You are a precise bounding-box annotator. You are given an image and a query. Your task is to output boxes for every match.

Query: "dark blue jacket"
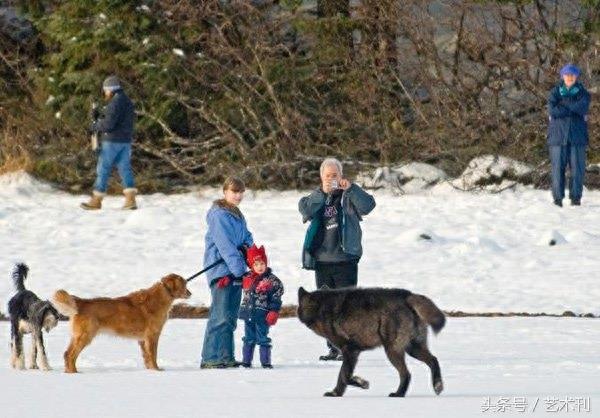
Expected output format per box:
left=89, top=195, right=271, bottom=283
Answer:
left=547, top=82, right=590, bottom=147
left=238, top=269, right=284, bottom=321
left=204, top=200, right=254, bottom=285
left=299, top=183, right=375, bottom=270
left=94, top=89, right=135, bottom=143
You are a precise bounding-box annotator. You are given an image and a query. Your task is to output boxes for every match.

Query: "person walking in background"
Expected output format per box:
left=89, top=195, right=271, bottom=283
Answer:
left=238, top=244, right=284, bottom=369
left=298, top=157, right=375, bottom=361
left=547, top=64, right=591, bottom=207
left=81, top=76, right=137, bottom=210
left=200, top=177, right=254, bottom=369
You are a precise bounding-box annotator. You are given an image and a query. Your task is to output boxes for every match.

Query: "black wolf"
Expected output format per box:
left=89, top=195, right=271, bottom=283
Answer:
left=8, top=263, right=59, bottom=370
left=297, top=286, right=445, bottom=397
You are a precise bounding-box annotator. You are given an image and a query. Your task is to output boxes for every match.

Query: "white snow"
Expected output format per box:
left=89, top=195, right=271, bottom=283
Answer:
left=1, top=318, right=598, bottom=418
left=172, top=48, right=185, bottom=57
left=1, top=170, right=600, bottom=315
left=356, top=162, right=447, bottom=193
left=452, top=155, right=533, bottom=190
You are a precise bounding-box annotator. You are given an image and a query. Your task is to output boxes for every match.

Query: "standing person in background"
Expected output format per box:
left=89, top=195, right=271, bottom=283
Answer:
left=81, top=76, right=137, bottom=210
left=200, top=177, right=254, bottom=369
left=547, top=64, right=591, bottom=207
left=298, top=157, right=376, bottom=361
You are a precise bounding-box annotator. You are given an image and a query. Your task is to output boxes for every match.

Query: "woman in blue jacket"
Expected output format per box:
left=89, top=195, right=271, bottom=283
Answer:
left=200, top=177, right=254, bottom=368
left=547, top=64, right=591, bottom=207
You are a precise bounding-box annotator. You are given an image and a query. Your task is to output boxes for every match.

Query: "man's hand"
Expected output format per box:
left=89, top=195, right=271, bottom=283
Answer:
left=339, top=179, right=351, bottom=190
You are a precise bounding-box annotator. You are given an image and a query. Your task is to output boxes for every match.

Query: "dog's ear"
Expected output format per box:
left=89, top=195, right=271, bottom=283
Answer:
left=161, top=274, right=177, bottom=292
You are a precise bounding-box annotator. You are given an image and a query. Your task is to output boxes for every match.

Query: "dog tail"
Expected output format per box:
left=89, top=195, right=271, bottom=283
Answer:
left=11, top=263, right=29, bottom=292
left=52, top=290, right=79, bottom=317
left=406, top=294, right=446, bottom=335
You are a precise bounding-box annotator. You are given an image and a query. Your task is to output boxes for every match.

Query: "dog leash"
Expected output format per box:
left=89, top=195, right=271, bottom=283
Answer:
left=186, top=246, right=248, bottom=283
left=186, top=258, right=225, bottom=283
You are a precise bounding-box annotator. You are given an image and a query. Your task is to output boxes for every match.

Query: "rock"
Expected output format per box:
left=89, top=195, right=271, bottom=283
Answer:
left=0, top=7, right=35, bottom=43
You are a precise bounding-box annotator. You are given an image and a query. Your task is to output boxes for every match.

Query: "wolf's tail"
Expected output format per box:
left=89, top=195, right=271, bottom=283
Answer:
left=52, top=290, right=79, bottom=317
left=11, top=263, right=29, bottom=292
left=406, top=294, right=446, bottom=334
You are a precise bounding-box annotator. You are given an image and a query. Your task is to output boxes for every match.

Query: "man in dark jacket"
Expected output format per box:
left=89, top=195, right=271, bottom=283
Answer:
left=547, top=64, right=591, bottom=207
left=81, top=76, right=137, bottom=210
left=298, top=157, right=376, bottom=360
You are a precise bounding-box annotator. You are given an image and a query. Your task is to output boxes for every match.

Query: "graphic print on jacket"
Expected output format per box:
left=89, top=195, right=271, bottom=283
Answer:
left=315, top=190, right=357, bottom=263
left=239, top=268, right=284, bottom=320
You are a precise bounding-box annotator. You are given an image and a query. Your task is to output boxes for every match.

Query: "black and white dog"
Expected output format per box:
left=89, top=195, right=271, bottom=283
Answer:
left=8, top=263, right=59, bottom=370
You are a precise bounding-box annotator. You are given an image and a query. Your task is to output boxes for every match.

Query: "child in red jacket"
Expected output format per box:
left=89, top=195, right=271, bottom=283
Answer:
left=238, top=244, right=284, bottom=368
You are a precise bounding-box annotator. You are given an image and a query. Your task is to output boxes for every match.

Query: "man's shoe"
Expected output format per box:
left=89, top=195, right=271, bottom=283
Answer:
left=81, top=191, right=104, bottom=210
left=553, top=199, right=563, bottom=207
left=571, top=199, right=581, bottom=206
left=122, top=188, right=138, bottom=210
left=319, top=349, right=343, bottom=361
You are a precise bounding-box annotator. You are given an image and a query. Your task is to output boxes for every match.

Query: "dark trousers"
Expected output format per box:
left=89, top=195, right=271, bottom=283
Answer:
left=315, top=261, right=358, bottom=353
left=315, top=261, right=358, bottom=290
left=549, top=144, right=587, bottom=203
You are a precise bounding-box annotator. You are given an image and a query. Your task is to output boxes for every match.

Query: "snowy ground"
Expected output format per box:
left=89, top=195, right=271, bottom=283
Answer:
left=1, top=318, right=598, bottom=418
left=1, top=171, right=600, bottom=315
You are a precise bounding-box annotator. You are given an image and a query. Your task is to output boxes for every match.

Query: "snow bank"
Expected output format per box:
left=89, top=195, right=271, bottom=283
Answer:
left=356, top=162, right=447, bottom=194
left=452, top=155, right=533, bottom=191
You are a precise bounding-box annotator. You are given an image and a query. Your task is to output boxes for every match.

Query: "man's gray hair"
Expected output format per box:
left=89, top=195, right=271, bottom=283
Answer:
left=320, top=157, right=343, bottom=176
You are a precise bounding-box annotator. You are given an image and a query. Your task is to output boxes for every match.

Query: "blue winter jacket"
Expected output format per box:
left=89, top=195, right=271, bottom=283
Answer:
left=299, top=183, right=376, bottom=270
left=203, top=200, right=254, bottom=285
left=547, top=82, right=591, bottom=147
left=94, top=89, right=135, bottom=143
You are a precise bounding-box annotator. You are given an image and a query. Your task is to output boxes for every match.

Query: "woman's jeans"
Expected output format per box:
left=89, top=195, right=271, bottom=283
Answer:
left=94, top=141, right=135, bottom=193
left=549, top=144, right=586, bottom=202
left=201, top=282, right=242, bottom=365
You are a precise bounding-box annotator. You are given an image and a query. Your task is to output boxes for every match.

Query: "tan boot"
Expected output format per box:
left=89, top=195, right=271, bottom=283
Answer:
left=80, top=191, right=104, bottom=210
left=122, top=188, right=138, bottom=210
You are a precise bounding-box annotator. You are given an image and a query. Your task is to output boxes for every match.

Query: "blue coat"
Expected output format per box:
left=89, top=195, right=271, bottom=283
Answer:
left=547, top=82, right=590, bottom=147
left=203, top=200, right=254, bottom=285
left=94, top=89, right=135, bottom=143
left=299, top=183, right=376, bottom=270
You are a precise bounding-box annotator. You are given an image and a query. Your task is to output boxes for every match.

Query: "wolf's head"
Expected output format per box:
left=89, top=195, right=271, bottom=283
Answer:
left=297, top=287, right=320, bottom=327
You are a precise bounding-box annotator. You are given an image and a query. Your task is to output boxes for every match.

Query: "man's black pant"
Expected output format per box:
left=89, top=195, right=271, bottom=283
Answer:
left=315, top=261, right=358, bottom=354
left=315, top=261, right=358, bottom=290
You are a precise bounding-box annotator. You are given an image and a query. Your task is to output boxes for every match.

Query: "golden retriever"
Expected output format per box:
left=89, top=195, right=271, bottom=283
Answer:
left=52, top=274, right=191, bottom=373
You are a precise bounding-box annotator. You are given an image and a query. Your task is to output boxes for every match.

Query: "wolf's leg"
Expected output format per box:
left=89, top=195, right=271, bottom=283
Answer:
left=384, top=346, right=411, bottom=397
left=407, top=341, right=443, bottom=395
left=348, top=375, right=370, bottom=389
left=324, top=348, right=360, bottom=397
left=35, top=331, right=51, bottom=371
left=29, top=331, right=39, bottom=369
